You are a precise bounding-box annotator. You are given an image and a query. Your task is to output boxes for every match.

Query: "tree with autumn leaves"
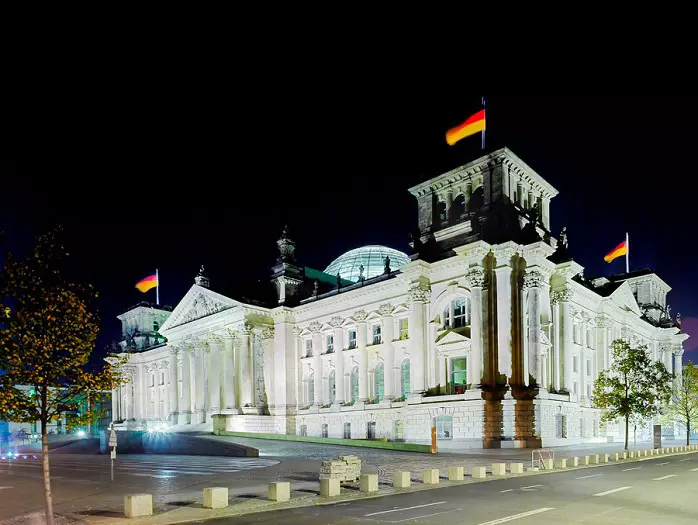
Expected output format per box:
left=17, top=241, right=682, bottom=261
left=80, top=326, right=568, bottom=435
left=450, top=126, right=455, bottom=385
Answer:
left=0, top=227, right=127, bottom=525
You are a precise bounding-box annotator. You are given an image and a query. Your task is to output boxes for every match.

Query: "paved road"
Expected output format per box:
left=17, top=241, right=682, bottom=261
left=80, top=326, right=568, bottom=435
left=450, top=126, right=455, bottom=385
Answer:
left=207, top=453, right=698, bottom=525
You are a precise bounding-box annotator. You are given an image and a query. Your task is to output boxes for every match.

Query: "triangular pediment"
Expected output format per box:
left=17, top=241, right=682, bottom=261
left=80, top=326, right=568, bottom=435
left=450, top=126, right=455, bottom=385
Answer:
left=160, top=284, right=239, bottom=332
left=435, top=329, right=471, bottom=346
left=609, top=282, right=642, bottom=316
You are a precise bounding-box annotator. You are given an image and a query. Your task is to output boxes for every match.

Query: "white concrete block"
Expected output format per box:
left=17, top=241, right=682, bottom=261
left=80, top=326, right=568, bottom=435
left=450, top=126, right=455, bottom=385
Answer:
left=492, top=463, right=506, bottom=476
left=124, top=494, right=152, bottom=518
left=320, top=478, right=340, bottom=497
left=423, top=469, right=439, bottom=484
left=471, top=466, right=487, bottom=479
left=360, top=474, right=378, bottom=493
left=555, top=458, right=567, bottom=469
left=628, top=451, right=636, bottom=458
left=510, top=462, right=524, bottom=474
left=570, top=457, right=579, bottom=467
left=203, top=487, right=228, bottom=509
left=613, top=453, right=621, bottom=461
left=601, top=454, right=610, bottom=463
left=268, top=482, right=290, bottom=502
left=621, top=451, right=628, bottom=459
left=581, top=455, right=590, bottom=465
left=448, top=466, right=464, bottom=481
left=589, top=454, right=599, bottom=464
left=394, top=471, right=411, bottom=488
left=541, top=458, right=554, bottom=470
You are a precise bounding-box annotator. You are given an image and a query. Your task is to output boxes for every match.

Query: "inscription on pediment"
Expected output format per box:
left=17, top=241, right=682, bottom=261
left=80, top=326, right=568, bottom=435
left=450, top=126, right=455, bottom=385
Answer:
left=170, top=292, right=232, bottom=328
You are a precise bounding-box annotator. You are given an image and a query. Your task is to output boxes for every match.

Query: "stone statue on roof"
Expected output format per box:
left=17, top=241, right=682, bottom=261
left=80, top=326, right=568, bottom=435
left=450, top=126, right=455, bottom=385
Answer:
left=560, top=227, right=568, bottom=249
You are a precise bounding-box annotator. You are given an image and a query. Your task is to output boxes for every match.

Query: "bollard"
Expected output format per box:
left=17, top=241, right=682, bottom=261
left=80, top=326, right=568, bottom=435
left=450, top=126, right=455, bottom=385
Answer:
left=448, top=466, right=464, bottom=481
left=589, top=454, right=599, bottom=464
left=360, top=474, right=378, bottom=493
left=423, top=469, right=439, bottom=484
left=394, top=471, right=411, bottom=488
left=492, top=463, right=506, bottom=476
left=124, top=494, right=153, bottom=518
left=601, top=454, right=610, bottom=463
left=581, top=455, right=590, bottom=465
left=471, top=466, right=487, bottom=479
left=613, top=453, right=621, bottom=461
left=268, top=482, right=290, bottom=502
left=541, top=458, right=554, bottom=470
left=628, top=451, right=636, bottom=458
left=621, top=452, right=628, bottom=460
left=570, top=457, right=579, bottom=467
left=320, top=478, right=340, bottom=497
left=555, top=458, right=567, bottom=469
left=510, top=462, right=524, bottom=474
left=203, top=487, right=228, bottom=509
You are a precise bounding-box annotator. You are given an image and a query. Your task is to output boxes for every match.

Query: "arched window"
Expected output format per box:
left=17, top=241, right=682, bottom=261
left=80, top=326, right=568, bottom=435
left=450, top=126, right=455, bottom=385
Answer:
left=451, top=194, right=465, bottom=220
left=307, top=374, right=315, bottom=406
left=437, top=200, right=447, bottom=222
left=374, top=363, right=384, bottom=402
left=350, top=366, right=359, bottom=403
left=401, top=359, right=410, bottom=398
left=442, top=296, right=471, bottom=329
left=329, top=370, right=336, bottom=404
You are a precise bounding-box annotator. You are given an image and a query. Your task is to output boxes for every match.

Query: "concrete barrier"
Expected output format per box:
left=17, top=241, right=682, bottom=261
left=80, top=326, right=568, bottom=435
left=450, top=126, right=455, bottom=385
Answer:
left=628, top=451, right=635, bottom=458
left=268, top=482, right=290, bottom=502
left=320, top=478, right=340, bottom=497
left=471, top=466, right=487, bottom=479
left=570, top=457, right=579, bottom=467
left=124, top=494, right=152, bottom=518
left=510, top=462, right=524, bottom=474
left=601, top=454, right=610, bottom=463
left=394, top=471, right=411, bottom=488
left=541, top=458, right=554, bottom=470
left=555, top=458, right=567, bottom=469
left=581, top=455, right=590, bottom=465
left=423, top=469, right=439, bottom=484
left=613, top=453, right=621, bottom=461
left=589, top=454, right=599, bottom=464
left=203, top=487, right=228, bottom=509
left=360, top=474, right=378, bottom=493
left=448, top=466, right=464, bottom=481
left=492, top=463, right=506, bottom=476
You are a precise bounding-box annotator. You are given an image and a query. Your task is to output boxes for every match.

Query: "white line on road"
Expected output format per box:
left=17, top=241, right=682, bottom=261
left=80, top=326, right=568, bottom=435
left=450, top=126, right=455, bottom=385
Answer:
left=593, top=486, right=633, bottom=497
left=679, top=458, right=691, bottom=462
left=653, top=474, right=677, bottom=481
left=621, top=467, right=642, bottom=471
left=576, top=473, right=603, bottom=480
left=520, top=484, right=543, bottom=489
left=500, top=489, right=514, bottom=493
left=656, top=462, right=670, bottom=466
left=0, top=486, right=13, bottom=490
left=476, top=508, right=554, bottom=525
left=364, top=501, right=446, bottom=517
left=690, top=468, right=698, bottom=472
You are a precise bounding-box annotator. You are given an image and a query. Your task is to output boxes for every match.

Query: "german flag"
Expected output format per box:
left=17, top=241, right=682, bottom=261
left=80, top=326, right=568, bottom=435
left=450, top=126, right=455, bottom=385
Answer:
left=136, top=274, right=158, bottom=292
left=446, top=110, right=486, bottom=146
left=604, top=241, right=628, bottom=263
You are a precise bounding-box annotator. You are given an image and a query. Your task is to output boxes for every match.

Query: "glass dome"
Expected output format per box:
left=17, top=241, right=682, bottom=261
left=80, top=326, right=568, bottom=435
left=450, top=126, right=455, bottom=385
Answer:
left=324, top=245, right=410, bottom=283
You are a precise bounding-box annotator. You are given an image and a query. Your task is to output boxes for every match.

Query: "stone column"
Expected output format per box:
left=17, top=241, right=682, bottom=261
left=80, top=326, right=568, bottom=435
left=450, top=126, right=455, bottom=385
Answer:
left=222, top=333, right=236, bottom=410
left=355, top=311, right=369, bottom=401
left=111, top=387, right=119, bottom=422
left=466, top=267, right=484, bottom=387
left=310, top=322, right=323, bottom=406
left=502, top=162, right=510, bottom=197
left=194, top=345, right=206, bottom=423
left=464, top=182, right=473, bottom=213
left=154, top=366, right=161, bottom=420
left=179, top=348, right=192, bottom=424
left=168, top=348, right=179, bottom=423
left=135, top=363, right=145, bottom=421
left=331, top=318, right=345, bottom=403
left=558, top=290, right=574, bottom=393
left=238, top=326, right=254, bottom=408
left=580, top=318, right=587, bottom=403
left=445, top=189, right=454, bottom=221
left=494, top=251, right=513, bottom=380
left=517, top=182, right=525, bottom=207
left=542, top=198, right=550, bottom=230
left=524, top=270, right=544, bottom=386
left=208, top=339, right=221, bottom=414
left=552, top=300, right=561, bottom=391
left=380, top=304, right=396, bottom=399
left=674, top=349, right=684, bottom=388
left=262, top=327, right=275, bottom=408
left=408, top=282, right=430, bottom=394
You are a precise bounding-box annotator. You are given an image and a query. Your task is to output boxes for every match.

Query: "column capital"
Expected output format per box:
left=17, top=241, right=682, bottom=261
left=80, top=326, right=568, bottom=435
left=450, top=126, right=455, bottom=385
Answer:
left=673, top=347, right=685, bottom=357
left=523, top=269, right=545, bottom=289
left=262, top=327, right=275, bottom=340
left=308, top=321, right=322, bottom=333
left=408, top=283, right=431, bottom=303
left=293, top=326, right=301, bottom=337
left=239, top=323, right=253, bottom=336
left=168, top=345, right=179, bottom=356
left=492, top=241, right=521, bottom=267
left=551, top=288, right=574, bottom=305
left=329, top=316, right=343, bottom=327
left=353, top=309, right=368, bottom=322
left=595, top=315, right=609, bottom=328
left=378, top=303, right=394, bottom=316
left=464, top=266, right=485, bottom=288
left=159, top=360, right=169, bottom=370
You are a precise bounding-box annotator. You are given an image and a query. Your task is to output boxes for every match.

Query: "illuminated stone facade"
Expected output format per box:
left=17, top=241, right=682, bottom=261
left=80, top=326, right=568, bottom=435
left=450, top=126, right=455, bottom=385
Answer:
left=112, top=147, right=688, bottom=447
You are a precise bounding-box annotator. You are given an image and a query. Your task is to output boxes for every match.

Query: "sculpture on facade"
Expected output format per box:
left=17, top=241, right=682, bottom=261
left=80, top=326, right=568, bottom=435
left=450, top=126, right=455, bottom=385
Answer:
left=358, top=264, right=365, bottom=283
left=560, top=227, right=568, bottom=249
left=313, top=280, right=319, bottom=297
left=336, top=273, right=342, bottom=290
left=383, top=255, right=391, bottom=274
left=676, top=312, right=682, bottom=327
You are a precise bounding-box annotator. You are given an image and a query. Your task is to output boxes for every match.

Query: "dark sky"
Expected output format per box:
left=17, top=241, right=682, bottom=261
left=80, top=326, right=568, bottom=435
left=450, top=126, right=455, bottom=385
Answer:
left=4, top=94, right=697, bottom=360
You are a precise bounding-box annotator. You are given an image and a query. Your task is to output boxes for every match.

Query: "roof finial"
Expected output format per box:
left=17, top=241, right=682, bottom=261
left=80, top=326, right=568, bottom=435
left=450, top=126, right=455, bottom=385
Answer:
left=277, top=225, right=296, bottom=263
left=195, top=265, right=210, bottom=288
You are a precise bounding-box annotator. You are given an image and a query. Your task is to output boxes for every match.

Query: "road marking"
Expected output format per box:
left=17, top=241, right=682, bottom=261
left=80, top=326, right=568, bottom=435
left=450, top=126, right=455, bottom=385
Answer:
left=0, top=486, right=13, bottom=490
left=391, top=509, right=460, bottom=523
left=653, top=474, right=677, bottom=481
left=656, top=462, right=670, bottom=466
left=576, top=473, right=603, bottom=480
left=475, top=507, right=554, bottom=524
left=690, top=468, right=698, bottom=472
left=520, top=484, right=543, bottom=489
left=621, top=467, right=642, bottom=471
left=593, top=486, right=633, bottom=497
left=364, top=501, right=446, bottom=516
left=679, top=458, right=691, bottom=462
left=500, top=489, right=514, bottom=493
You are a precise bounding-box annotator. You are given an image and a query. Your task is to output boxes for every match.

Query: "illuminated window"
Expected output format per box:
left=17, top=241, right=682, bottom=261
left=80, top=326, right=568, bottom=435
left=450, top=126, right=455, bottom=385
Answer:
left=442, top=297, right=471, bottom=329
left=399, top=319, right=409, bottom=340
left=373, top=325, right=382, bottom=345
left=348, top=329, right=357, bottom=349
left=326, top=334, right=334, bottom=353
left=451, top=357, right=467, bottom=389
left=375, top=363, right=384, bottom=402
left=305, top=339, right=313, bottom=357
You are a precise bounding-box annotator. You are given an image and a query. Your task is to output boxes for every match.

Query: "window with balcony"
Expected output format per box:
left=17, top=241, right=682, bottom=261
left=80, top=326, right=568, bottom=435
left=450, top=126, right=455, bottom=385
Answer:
left=372, top=324, right=382, bottom=345
left=326, top=334, right=334, bottom=353
left=348, top=329, right=357, bottom=349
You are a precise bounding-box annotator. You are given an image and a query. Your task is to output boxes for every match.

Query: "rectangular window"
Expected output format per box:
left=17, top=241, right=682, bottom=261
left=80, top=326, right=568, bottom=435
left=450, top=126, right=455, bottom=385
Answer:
left=451, top=357, right=467, bottom=391
left=573, top=325, right=580, bottom=344
left=453, top=298, right=466, bottom=328
left=443, top=306, right=450, bottom=329
left=586, top=385, right=591, bottom=399
left=586, top=359, right=591, bottom=376
left=399, top=319, right=409, bottom=340
left=373, top=324, right=382, bottom=345
left=573, top=382, right=578, bottom=394
left=343, top=422, right=351, bottom=439
left=305, top=339, right=313, bottom=357
left=367, top=421, right=376, bottom=439
left=321, top=423, right=328, bottom=438
left=300, top=425, right=307, bottom=437
left=326, top=334, right=334, bottom=353
left=586, top=329, right=594, bottom=348
left=573, top=356, right=578, bottom=373
left=348, top=330, right=357, bottom=349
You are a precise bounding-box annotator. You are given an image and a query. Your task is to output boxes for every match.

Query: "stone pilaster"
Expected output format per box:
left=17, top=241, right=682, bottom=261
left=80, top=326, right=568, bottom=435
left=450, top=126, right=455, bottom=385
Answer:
left=523, top=269, right=545, bottom=386
left=408, top=281, right=430, bottom=394
left=194, top=343, right=207, bottom=423
left=221, top=332, right=236, bottom=410
left=355, top=310, right=369, bottom=401
left=310, top=321, right=323, bottom=406
left=674, top=348, right=684, bottom=388
left=494, top=244, right=517, bottom=380
left=168, top=347, right=179, bottom=423
left=261, top=327, right=275, bottom=409
left=178, top=346, right=192, bottom=424
left=238, top=325, right=254, bottom=409
left=330, top=317, right=345, bottom=404
left=466, top=266, right=485, bottom=387
left=379, top=304, right=396, bottom=400
left=552, top=288, right=574, bottom=393
left=208, top=337, right=222, bottom=414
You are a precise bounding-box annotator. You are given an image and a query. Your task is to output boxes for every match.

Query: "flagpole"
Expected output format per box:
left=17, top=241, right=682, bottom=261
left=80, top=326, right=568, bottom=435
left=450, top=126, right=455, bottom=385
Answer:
left=481, top=96, right=486, bottom=150
left=156, top=268, right=160, bottom=305
left=625, top=233, right=629, bottom=273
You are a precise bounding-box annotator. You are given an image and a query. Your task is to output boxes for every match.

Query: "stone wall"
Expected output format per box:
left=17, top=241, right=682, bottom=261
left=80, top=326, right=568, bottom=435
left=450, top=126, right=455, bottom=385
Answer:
left=534, top=398, right=605, bottom=446
left=213, top=414, right=286, bottom=434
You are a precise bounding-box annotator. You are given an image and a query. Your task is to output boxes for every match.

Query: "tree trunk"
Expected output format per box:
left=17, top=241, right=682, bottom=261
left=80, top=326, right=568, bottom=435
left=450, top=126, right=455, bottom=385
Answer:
left=687, top=415, right=691, bottom=446
left=41, top=417, right=55, bottom=525
left=624, top=414, right=629, bottom=451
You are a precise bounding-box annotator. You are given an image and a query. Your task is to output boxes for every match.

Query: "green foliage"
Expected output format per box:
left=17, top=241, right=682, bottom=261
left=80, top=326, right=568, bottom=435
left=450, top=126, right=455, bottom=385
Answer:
left=662, top=361, right=698, bottom=445
left=592, top=339, right=672, bottom=448
left=0, top=226, right=128, bottom=427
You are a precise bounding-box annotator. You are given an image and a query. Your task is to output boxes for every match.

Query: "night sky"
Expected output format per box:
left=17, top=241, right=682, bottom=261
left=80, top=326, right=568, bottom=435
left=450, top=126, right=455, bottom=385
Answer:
left=3, top=95, right=697, bottom=362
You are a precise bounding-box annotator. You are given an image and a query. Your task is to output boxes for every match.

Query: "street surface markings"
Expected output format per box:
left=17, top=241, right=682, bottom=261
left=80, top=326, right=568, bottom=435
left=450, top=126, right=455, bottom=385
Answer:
left=387, top=507, right=462, bottom=523
left=476, top=507, right=554, bottom=524
left=621, top=467, right=642, bottom=471
left=690, top=468, right=698, bottom=472
left=520, top=484, right=543, bottom=490
left=576, top=474, right=603, bottom=480
left=655, top=462, right=670, bottom=466
left=652, top=474, right=677, bottom=481
left=0, top=486, right=13, bottom=490
left=500, top=489, right=514, bottom=493
left=593, top=486, right=633, bottom=496
left=364, top=501, right=446, bottom=517
left=679, top=458, right=691, bottom=462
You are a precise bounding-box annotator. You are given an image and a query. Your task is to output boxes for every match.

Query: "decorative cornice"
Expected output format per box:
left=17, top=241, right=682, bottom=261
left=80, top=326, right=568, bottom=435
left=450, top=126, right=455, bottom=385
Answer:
left=262, top=327, right=275, bottom=340
left=523, top=269, right=545, bottom=290
left=308, top=321, right=322, bottom=333
left=378, top=303, right=394, bottom=316
left=464, top=266, right=485, bottom=288
left=551, top=288, right=574, bottom=305
left=329, top=316, right=343, bottom=327
left=408, top=283, right=431, bottom=303
left=239, top=323, right=253, bottom=336
left=353, top=310, right=368, bottom=322
left=293, top=326, right=301, bottom=337
left=158, top=360, right=169, bottom=369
